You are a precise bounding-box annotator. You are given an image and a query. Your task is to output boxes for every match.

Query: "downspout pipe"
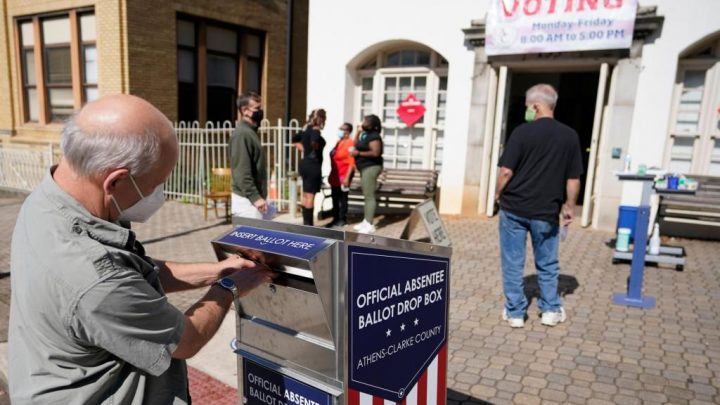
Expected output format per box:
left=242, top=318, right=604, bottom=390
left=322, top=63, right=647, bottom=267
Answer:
left=284, top=0, right=294, bottom=123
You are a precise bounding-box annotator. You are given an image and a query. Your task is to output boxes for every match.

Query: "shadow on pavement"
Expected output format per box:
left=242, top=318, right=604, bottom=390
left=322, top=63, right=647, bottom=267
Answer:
left=447, top=388, right=494, bottom=405
left=142, top=221, right=229, bottom=245
left=523, top=273, right=580, bottom=307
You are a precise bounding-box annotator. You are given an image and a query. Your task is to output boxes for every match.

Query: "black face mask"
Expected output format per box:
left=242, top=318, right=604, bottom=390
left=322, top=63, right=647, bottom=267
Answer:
left=251, top=109, right=264, bottom=124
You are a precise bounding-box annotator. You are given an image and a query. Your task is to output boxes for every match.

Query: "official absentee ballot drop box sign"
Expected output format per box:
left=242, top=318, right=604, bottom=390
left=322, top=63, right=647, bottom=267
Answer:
left=213, top=218, right=451, bottom=405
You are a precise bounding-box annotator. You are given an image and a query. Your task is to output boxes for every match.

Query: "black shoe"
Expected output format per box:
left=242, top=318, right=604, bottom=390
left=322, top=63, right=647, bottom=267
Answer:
left=324, top=221, right=338, bottom=228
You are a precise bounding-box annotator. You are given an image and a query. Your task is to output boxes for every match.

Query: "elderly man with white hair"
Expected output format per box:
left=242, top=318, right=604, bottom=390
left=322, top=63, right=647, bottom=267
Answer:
left=494, top=84, right=583, bottom=328
left=9, top=94, right=274, bottom=404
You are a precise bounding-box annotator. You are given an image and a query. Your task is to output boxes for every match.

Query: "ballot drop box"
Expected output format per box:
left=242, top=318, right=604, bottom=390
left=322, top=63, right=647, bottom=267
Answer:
left=212, top=218, right=451, bottom=405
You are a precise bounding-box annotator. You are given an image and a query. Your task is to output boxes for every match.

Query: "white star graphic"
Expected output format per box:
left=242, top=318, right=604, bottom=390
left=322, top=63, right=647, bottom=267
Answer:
left=386, top=328, right=392, bottom=337
left=400, top=323, right=406, bottom=331
left=414, top=318, right=419, bottom=326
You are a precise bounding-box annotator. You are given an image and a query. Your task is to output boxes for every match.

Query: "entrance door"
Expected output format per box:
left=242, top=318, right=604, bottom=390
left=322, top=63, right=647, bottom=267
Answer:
left=485, top=67, right=608, bottom=226
left=353, top=47, right=448, bottom=173
left=382, top=74, right=430, bottom=169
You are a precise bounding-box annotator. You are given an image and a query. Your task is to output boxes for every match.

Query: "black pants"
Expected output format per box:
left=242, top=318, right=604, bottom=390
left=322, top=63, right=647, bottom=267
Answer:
left=331, top=186, right=349, bottom=224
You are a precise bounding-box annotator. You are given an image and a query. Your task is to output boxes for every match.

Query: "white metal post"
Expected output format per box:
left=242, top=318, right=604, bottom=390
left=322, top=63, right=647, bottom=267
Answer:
left=485, top=65, right=508, bottom=217
left=581, top=63, right=610, bottom=227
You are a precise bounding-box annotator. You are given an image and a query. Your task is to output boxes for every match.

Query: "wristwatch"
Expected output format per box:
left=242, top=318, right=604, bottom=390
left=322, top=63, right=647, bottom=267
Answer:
left=216, top=277, right=239, bottom=299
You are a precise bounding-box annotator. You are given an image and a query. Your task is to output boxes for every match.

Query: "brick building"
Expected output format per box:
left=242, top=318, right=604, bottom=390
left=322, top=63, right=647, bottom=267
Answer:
left=0, top=0, right=308, bottom=146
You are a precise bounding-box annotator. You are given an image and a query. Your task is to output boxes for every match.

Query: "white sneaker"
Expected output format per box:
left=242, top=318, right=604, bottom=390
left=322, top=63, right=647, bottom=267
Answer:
left=502, top=309, right=524, bottom=328
left=354, top=220, right=375, bottom=233
left=541, top=307, right=567, bottom=326
left=360, top=223, right=376, bottom=234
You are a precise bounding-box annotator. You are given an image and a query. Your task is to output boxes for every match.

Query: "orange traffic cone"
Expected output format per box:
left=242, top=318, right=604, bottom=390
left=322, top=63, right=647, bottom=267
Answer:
left=269, top=169, right=278, bottom=200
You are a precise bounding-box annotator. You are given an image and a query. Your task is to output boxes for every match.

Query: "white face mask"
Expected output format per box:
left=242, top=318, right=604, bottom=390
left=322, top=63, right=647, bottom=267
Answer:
left=111, top=175, right=165, bottom=223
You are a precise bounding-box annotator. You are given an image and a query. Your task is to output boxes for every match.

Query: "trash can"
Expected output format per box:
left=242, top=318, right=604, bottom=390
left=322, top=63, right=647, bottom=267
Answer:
left=617, top=205, right=638, bottom=240
left=212, top=218, right=452, bottom=405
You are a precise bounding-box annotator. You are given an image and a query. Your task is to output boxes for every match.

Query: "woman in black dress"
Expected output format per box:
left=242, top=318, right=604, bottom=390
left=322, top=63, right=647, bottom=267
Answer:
left=293, top=109, right=327, bottom=226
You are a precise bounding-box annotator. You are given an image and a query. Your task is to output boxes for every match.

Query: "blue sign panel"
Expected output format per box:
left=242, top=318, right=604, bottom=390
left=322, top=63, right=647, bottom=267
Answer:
left=348, top=245, right=449, bottom=401
left=218, top=226, right=328, bottom=260
left=243, top=359, right=332, bottom=405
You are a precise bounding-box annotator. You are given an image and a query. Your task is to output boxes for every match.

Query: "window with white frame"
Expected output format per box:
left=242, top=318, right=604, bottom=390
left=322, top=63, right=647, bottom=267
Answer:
left=665, top=37, right=720, bottom=175
left=354, top=47, right=447, bottom=172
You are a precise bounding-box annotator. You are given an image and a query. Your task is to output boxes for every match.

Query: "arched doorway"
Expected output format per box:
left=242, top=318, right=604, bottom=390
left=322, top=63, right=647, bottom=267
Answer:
left=348, top=42, right=448, bottom=172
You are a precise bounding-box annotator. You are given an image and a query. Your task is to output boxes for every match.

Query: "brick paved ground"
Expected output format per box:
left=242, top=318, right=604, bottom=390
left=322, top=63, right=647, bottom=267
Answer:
left=1, top=192, right=719, bottom=404
left=188, top=366, right=237, bottom=405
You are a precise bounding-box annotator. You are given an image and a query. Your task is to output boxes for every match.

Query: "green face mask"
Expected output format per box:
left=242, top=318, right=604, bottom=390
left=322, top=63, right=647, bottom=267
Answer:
left=524, top=107, right=536, bottom=122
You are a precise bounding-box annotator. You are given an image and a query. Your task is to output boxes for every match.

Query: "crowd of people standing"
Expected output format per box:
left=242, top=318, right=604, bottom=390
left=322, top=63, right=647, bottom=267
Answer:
left=227, top=93, right=386, bottom=233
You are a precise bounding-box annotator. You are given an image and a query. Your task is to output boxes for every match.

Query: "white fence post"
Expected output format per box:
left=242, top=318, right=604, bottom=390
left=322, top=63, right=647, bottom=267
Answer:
left=167, top=119, right=301, bottom=212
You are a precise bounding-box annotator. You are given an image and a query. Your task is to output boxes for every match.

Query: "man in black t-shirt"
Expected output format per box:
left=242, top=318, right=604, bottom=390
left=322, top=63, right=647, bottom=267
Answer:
left=495, top=84, right=583, bottom=328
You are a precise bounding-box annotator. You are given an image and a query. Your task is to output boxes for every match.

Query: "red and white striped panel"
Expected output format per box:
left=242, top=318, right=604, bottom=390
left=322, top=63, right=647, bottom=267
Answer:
left=348, top=345, right=448, bottom=405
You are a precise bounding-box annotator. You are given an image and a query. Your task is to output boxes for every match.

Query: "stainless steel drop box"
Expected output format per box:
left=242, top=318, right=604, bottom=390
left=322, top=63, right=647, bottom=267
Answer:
left=212, top=218, right=451, bottom=405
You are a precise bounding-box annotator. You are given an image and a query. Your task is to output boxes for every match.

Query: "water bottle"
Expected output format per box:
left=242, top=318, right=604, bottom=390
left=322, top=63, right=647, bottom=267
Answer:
left=624, top=154, right=632, bottom=172
left=648, top=223, right=661, bottom=255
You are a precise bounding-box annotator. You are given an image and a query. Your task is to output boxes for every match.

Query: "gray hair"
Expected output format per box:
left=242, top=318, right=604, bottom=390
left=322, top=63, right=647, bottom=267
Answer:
left=60, top=114, right=161, bottom=178
left=525, top=84, right=558, bottom=110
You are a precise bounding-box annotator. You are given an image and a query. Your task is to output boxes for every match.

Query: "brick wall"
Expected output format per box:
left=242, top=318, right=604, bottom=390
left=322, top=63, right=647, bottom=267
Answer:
left=0, top=0, right=16, bottom=136
left=289, top=0, right=308, bottom=122
left=125, top=0, right=307, bottom=123
left=0, top=0, right=308, bottom=145
left=2, top=0, right=95, bottom=144
left=97, top=0, right=127, bottom=96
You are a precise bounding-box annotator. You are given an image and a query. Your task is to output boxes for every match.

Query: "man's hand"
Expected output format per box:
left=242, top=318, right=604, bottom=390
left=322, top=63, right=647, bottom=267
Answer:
left=495, top=167, right=514, bottom=206
left=216, top=255, right=275, bottom=293
left=562, top=178, right=580, bottom=226
left=254, top=198, right=268, bottom=214
left=561, top=203, right=575, bottom=226
left=224, top=263, right=275, bottom=297
left=172, top=259, right=274, bottom=360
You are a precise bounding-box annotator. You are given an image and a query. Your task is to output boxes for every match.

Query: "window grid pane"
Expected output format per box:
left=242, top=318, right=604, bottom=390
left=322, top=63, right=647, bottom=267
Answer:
left=362, top=77, right=373, bottom=91
left=20, top=22, right=34, bottom=47
left=674, top=70, right=705, bottom=134
left=669, top=137, right=695, bottom=173
left=207, top=26, right=237, bottom=54
left=85, top=87, right=99, bottom=103
left=46, top=47, right=72, bottom=84
left=80, top=14, right=96, bottom=42
left=42, top=17, right=71, bottom=45
left=436, top=76, right=447, bottom=128
left=245, top=59, right=261, bottom=93
left=246, top=35, right=262, bottom=58
left=48, top=87, right=74, bottom=121
left=709, top=139, right=720, bottom=176
left=23, top=50, right=36, bottom=86
left=207, top=53, right=236, bottom=88
left=83, top=46, right=97, bottom=84
left=178, top=49, right=195, bottom=84
left=177, top=20, right=195, bottom=47
left=26, top=88, right=39, bottom=121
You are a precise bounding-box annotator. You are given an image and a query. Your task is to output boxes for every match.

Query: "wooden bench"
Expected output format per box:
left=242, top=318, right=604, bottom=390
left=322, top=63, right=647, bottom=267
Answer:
left=320, top=168, right=440, bottom=217
left=657, top=175, right=720, bottom=241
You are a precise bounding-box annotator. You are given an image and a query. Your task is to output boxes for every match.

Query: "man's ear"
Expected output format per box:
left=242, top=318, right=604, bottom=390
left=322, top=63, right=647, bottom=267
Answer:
left=103, top=168, right=130, bottom=195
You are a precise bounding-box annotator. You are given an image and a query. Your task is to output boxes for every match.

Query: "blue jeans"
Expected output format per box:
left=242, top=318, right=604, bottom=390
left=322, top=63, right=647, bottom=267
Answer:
left=499, top=209, right=562, bottom=318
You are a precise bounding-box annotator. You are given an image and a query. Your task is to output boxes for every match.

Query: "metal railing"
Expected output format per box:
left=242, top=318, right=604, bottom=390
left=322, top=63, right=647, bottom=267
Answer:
left=0, top=120, right=303, bottom=213
left=167, top=119, right=303, bottom=211
left=0, top=144, right=58, bottom=193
